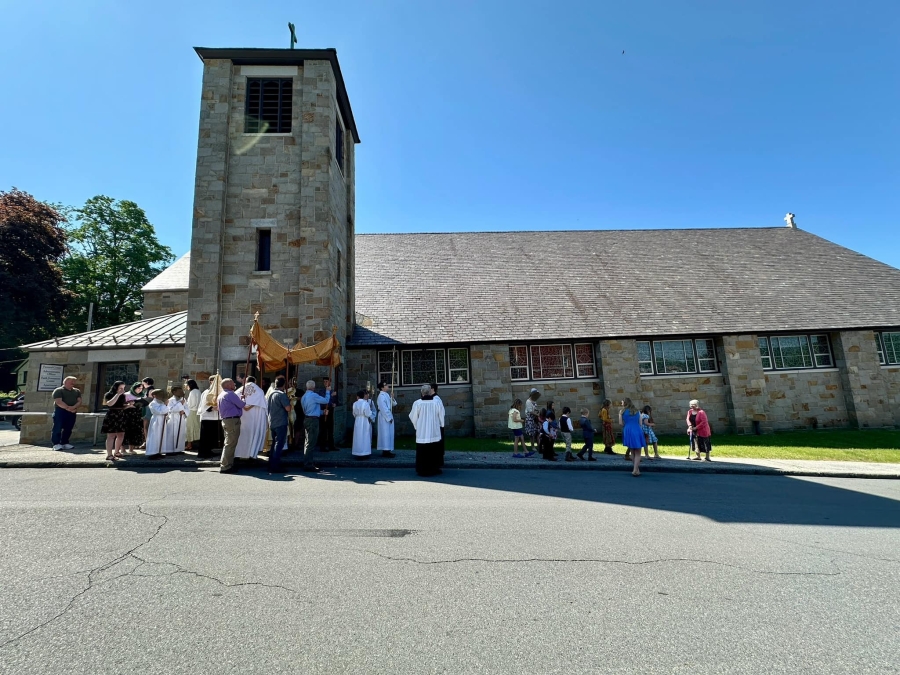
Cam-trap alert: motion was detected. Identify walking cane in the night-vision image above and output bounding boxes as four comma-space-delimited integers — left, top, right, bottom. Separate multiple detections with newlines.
687, 429, 694, 459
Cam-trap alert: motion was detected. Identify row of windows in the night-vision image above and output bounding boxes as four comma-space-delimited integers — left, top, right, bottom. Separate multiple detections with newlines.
244, 77, 346, 174
374, 331, 897, 386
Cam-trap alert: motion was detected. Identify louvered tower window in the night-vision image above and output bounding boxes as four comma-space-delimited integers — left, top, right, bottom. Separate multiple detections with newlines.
245, 78, 293, 133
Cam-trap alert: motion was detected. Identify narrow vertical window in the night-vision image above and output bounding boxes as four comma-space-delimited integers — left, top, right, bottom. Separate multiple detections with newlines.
256, 229, 271, 271
336, 248, 343, 288
335, 118, 345, 173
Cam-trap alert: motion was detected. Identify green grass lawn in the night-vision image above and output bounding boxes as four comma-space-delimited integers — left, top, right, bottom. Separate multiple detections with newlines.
395, 429, 900, 463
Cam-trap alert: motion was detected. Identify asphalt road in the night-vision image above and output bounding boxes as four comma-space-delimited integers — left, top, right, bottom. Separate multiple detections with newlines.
1, 468, 898, 674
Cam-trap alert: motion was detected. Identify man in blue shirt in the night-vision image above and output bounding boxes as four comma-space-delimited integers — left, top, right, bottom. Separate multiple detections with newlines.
300, 379, 330, 472
217, 378, 247, 474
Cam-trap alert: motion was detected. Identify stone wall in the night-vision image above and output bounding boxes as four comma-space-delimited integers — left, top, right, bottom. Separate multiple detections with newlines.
832, 330, 891, 429
721, 334, 770, 433
21, 350, 94, 444
471, 344, 513, 437
764, 369, 849, 429
142, 290, 188, 319
881, 366, 900, 426
640, 374, 729, 435
21, 346, 186, 445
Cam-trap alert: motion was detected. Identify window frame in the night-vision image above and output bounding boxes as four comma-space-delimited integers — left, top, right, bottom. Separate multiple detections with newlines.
759, 333, 835, 371
876, 331, 900, 366
244, 78, 293, 134
509, 345, 529, 381
636, 338, 719, 376
530, 344, 575, 380
335, 116, 345, 174
574, 342, 596, 378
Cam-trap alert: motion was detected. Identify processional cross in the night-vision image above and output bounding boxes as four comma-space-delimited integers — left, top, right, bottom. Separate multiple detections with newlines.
288, 22, 298, 49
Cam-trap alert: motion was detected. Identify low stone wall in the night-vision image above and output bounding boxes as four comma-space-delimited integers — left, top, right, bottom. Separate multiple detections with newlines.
640, 375, 730, 435
21, 346, 187, 445
764, 369, 849, 429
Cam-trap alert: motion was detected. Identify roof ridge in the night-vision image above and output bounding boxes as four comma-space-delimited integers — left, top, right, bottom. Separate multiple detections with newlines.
356, 226, 790, 236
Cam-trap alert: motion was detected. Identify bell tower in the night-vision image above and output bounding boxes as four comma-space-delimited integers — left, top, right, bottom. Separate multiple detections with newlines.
183, 47, 359, 381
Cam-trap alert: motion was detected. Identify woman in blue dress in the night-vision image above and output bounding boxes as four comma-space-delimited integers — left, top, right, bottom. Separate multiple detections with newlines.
618, 398, 645, 477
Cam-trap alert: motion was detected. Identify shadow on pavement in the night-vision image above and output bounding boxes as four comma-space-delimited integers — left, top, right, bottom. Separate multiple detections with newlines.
299, 467, 900, 529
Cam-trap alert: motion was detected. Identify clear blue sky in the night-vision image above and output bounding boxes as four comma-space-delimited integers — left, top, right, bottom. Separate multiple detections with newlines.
2, 1, 898, 266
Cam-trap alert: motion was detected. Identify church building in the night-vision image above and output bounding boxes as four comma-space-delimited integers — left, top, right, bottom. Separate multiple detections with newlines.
20, 46, 900, 444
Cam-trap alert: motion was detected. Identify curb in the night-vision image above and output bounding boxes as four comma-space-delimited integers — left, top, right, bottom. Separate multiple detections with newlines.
2, 457, 899, 479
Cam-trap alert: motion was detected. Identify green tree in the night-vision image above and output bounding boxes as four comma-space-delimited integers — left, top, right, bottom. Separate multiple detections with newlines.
61, 196, 174, 332
0, 188, 70, 349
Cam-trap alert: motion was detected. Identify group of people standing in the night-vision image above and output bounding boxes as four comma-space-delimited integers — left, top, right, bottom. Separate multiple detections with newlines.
511, 389, 713, 477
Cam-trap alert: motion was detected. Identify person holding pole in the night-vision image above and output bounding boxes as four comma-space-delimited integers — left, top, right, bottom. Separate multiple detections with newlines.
376, 381, 396, 458
300, 379, 331, 473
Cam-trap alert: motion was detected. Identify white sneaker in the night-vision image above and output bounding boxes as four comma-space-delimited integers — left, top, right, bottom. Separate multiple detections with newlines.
62, 444, 75, 450
53, 444, 63, 451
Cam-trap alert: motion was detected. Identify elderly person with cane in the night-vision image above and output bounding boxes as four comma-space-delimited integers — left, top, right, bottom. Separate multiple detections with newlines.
687, 399, 712, 461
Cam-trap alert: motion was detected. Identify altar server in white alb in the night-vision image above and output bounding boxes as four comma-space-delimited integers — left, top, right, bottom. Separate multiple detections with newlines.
165, 386, 188, 454
234, 376, 267, 459
376, 381, 396, 458
145, 389, 170, 460
352, 390, 373, 460
409, 384, 445, 477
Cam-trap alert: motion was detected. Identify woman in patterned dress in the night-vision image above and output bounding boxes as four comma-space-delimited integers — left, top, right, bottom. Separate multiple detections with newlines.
100, 381, 128, 461
523, 388, 541, 454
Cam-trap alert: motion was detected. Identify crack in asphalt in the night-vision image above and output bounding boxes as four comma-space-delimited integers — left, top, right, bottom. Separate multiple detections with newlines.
0, 494, 300, 650
365, 551, 842, 576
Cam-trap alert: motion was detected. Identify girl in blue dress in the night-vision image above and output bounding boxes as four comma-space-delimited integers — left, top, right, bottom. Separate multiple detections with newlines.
619, 398, 645, 477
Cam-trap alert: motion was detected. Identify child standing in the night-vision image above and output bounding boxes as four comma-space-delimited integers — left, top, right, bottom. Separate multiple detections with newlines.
540, 411, 558, 461
578, 408, 596, 461
641, 405, 660, 459
599, 399, 616, 454
165, 386, 188, 455
145, 389, 170, 460
508, 398, 533, 458
559, 407, 576, 462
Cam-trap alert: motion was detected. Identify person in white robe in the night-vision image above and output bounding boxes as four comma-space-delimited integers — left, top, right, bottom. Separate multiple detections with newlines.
185, 379, 202, 450
165, 387, 188, 454
409, 384, 445, 477
234, 378, 268, 459
352, 390, 373, 459
376, 381, 396, 458
145, 390, 170, 459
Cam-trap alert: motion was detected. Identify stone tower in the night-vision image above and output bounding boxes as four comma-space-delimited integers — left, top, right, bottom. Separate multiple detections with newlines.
184, 48, 359, 388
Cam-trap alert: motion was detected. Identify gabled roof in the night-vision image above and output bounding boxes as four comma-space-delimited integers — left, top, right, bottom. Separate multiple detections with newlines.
23, 312, 187, 351
350, 227, 900, 346
142, 252, 190, 291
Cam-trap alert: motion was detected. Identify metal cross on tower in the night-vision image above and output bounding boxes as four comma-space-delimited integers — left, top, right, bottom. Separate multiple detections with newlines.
288, 22, 298, 49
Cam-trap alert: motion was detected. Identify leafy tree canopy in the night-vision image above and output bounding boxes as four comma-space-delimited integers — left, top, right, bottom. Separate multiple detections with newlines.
60, 196, 174, 333
0, 188, 70, 350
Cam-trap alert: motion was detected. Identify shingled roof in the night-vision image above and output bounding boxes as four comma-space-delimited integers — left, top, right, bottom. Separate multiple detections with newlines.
142, 252, 190, 291
350, 227, 900, 346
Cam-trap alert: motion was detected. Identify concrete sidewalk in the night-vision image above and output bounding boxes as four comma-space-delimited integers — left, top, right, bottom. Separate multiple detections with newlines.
0, 432, 898, 477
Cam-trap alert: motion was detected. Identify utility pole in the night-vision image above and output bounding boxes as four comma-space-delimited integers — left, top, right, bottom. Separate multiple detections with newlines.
86, 302, 94, 332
